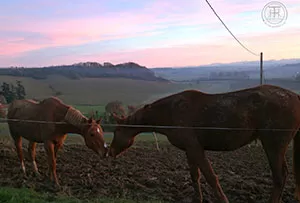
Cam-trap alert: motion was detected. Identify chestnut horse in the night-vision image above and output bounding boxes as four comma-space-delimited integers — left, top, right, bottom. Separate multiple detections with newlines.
5, 97, 108, 186
109, 84, 300, 203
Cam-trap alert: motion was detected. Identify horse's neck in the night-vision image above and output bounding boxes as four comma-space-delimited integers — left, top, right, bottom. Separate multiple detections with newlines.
128, 110, 169, 135
60, 123, 83, 135
63, 107, 87, 134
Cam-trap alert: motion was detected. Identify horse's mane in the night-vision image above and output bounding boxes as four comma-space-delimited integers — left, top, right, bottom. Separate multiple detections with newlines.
64, 106, 87, 126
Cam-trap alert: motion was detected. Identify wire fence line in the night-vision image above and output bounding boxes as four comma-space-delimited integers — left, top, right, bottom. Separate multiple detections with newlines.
204, 0, 260, 57
0, 117, 298, 132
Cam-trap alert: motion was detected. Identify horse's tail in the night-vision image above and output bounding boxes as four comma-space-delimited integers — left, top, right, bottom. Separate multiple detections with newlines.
293, 131, 300, 200
0, 103, 9, 120
293, 95, 300, 200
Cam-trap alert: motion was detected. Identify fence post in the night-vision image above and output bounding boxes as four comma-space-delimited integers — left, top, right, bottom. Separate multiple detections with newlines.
152, 132, 160, 151
260, 52, 263, 85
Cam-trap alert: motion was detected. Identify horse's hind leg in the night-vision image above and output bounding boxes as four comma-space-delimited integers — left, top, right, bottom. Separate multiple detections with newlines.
186, 139, 229, 203
13, 136, 26, 175
28, 141, 40, 176
54, 134, 67, 158
186, 153, 203, 203
260, 132, 293, 203
44, 140, 60, 186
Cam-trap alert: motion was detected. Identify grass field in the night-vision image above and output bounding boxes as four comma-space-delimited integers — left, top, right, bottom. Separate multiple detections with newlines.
1, 75, 299, 106
0, 187, 164, 203
0, 75, 191, 105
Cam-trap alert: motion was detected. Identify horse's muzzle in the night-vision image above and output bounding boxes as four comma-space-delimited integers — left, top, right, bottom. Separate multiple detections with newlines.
108, 147, 117, 158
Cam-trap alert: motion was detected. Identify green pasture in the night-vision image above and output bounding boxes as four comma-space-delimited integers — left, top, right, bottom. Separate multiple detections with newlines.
72, 105, 106, 116
0, 187, 164, 203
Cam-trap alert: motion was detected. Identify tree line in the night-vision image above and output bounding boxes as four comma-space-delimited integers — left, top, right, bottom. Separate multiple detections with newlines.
0, 80, 26, 104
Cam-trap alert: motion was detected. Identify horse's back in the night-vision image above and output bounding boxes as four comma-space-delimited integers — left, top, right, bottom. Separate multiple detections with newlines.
7, 99, 39, 119
7, 98, 64, 142
191, 85, 300, 150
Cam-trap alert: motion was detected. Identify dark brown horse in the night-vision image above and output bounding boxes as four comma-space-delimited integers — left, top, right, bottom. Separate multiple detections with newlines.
109, 84, 300, 203
5, 97, 108, 186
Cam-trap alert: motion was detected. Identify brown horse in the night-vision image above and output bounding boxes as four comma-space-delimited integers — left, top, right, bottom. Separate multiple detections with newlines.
109, 84, 300, 203
5, 97, 108, 186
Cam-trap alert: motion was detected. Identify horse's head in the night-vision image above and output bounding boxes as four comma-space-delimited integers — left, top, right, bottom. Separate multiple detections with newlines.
82, 117, 108, 158
108, 113, 137, 158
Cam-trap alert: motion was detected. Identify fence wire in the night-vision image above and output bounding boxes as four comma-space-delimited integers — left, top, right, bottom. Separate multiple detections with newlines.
0, 117, 298, 132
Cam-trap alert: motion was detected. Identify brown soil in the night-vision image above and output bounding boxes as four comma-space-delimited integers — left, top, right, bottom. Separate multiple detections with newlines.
0, 141, 298, 203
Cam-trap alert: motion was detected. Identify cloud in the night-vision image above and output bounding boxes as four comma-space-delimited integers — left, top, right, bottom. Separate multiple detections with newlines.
0, 0, 273, 55
3, 27, 299, 68
0, 0, 299, 67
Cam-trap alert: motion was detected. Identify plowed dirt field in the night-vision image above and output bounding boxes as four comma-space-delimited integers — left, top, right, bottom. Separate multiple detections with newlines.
0, 140, 297, 203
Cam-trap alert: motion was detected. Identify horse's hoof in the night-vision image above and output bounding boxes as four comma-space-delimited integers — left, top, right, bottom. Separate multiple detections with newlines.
54, 183, 62, 191
34, 171, 41, 177
22, 172, 28, 179
191, 196, 203, 203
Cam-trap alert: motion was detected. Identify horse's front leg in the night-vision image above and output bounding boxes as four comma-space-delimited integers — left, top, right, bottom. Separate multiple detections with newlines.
44, 140, 59, 186
186, 141, 229, 203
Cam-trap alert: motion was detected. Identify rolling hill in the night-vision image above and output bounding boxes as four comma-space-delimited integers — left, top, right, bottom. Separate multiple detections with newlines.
0, 62, 168, 82
152, 59, 300, 81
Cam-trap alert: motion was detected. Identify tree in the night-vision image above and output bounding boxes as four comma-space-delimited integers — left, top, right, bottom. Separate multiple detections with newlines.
15, 80, 26, 99
105, 100, 126, 117
1, 82, 15, 103
102, 100, 126, 132
0, 80, 26, 103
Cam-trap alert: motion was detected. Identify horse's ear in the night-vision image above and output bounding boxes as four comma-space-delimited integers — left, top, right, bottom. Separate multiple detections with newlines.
112, 113, 124, 123
96, 117, 102, 124
88, 117, 93, 123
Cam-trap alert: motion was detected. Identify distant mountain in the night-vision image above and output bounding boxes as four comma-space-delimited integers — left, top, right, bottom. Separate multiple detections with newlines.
151, 59, 300, 81
0, 62, 169, 82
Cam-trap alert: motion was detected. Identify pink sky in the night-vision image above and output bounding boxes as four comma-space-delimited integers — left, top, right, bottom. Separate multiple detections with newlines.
0, 0, 299, 67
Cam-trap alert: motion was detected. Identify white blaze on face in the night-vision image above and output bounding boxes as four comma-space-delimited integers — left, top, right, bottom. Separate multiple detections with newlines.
97, 127, 100, 133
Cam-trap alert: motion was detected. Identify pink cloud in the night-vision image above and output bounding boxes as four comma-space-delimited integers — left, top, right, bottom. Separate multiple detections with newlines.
0, 43, 48, 56
0, 0, 266, 45
35, 27, 299, 68
0, 0, 299, 59
225, 28, 300, 52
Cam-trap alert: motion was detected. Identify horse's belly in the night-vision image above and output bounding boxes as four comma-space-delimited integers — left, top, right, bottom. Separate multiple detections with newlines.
22, 133, 44, 143
9, 123, 44, 143
199, 130, 255, 151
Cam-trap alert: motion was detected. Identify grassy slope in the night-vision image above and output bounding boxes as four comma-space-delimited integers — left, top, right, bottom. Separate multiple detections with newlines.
1, 75, 243, 106
2, 75, 299, 106
0, 75, 189, 105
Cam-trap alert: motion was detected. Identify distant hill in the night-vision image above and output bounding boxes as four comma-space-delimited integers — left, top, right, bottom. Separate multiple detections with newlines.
152, 59, 300, 81
0, 62, 169, 82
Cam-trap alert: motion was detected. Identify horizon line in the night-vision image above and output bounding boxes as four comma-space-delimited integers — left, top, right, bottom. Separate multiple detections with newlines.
0, 57, 300, 69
